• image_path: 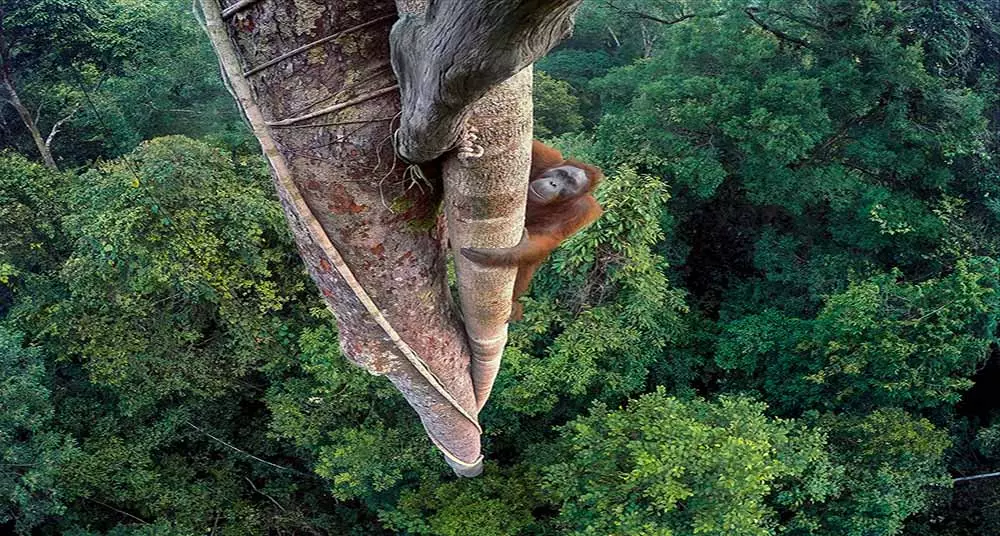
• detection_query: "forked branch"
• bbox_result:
[390,0,584,163]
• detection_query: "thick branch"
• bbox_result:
[390,0,583,163]
[744,7,812,49]
[602,1,695,26]
[45,106,78,149]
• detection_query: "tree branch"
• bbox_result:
[390,0,584,162]
[186,421,305,475]
[954,471,1000,483]
[606,25,621,48]
[744,7,812,49]
[45,106,78,148]
[81,497,149,525]
[602,1,696,26]
[245,477,287,511]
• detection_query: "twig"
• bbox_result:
[908,299,960,324]
[243,14,396,77]
[186,421,300,474]
[245,477,287,511]
[82,497,149,525]
[602,1,696,26]
[744,7,811,48]
[221,0,263,19]
[265,85,399,127]
[954,471,1000,483]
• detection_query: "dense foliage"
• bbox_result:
[2,0,999,534]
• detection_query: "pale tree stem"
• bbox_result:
[444,67,533,410]
[45,106,78,149]
[0,7,57,170]
[392,0,576,411]
[1,77,57,170]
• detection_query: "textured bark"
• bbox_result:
[202,0,482,475]
[390,0,583,163]
[443,68,533,410]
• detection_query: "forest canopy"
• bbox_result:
[1,0,999,534]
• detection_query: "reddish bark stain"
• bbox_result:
[237,16,255,32]
[306,180,322,191]
[387,197,435,225]
[370,243,385,256]
[327,183,367,214]
[322,287,335,299]
[338,221,371,243]
[318,259,332,273]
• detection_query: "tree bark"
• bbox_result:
[390,0,583,163]
[201,0,482,476]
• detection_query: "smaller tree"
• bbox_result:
[533,71,583,138]
[0,0,113,168]
[544,390,838,536]
[0,326,74,533]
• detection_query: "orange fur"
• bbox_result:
[462,140,603,321]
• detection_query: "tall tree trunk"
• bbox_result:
[390,0,581,413]
[443,67,533,410]
[1,76,57,170]
[201,0,483,476]
[200,0,581,476]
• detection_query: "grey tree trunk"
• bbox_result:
[0,7,58,171]
[443,68,533,410]
[200,0,580,477]
[2,77,57,170]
